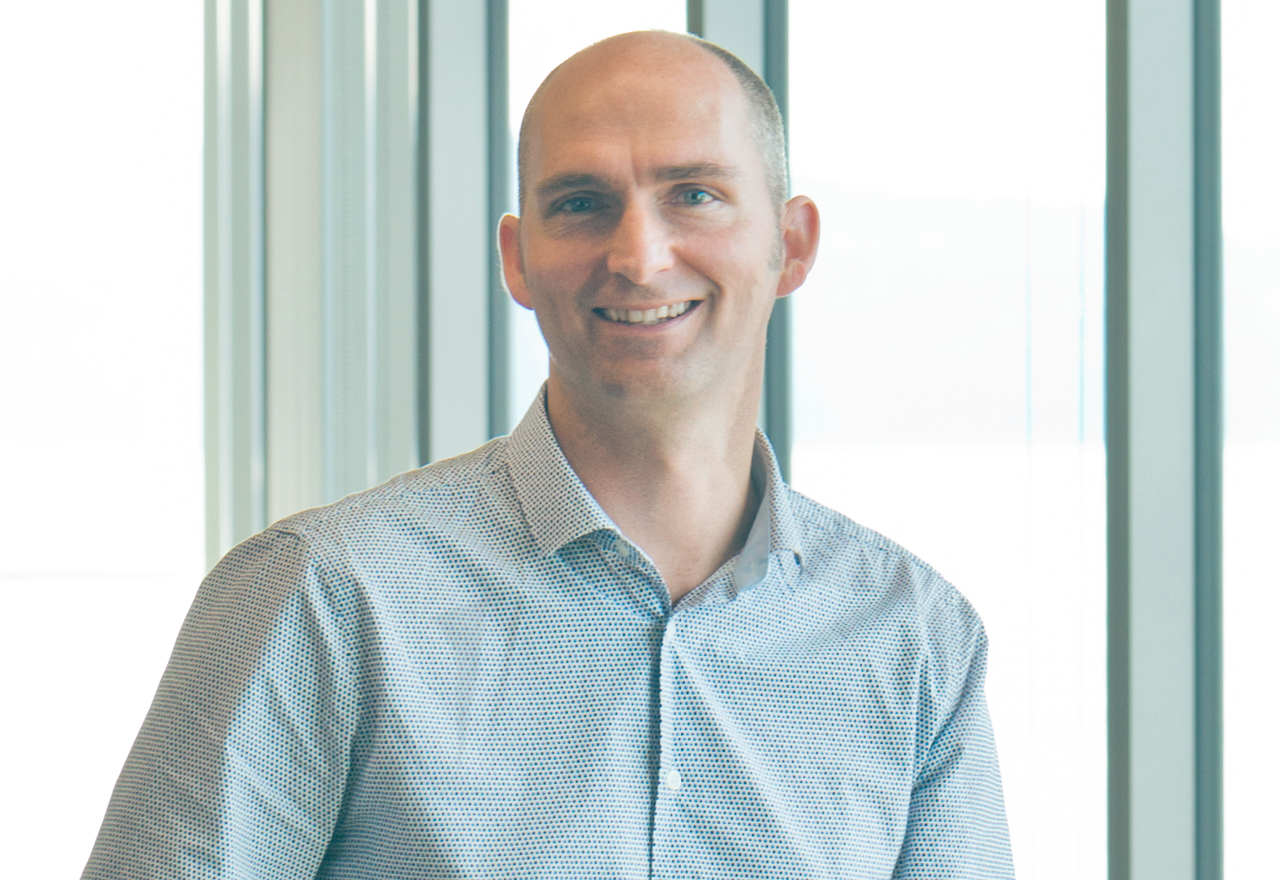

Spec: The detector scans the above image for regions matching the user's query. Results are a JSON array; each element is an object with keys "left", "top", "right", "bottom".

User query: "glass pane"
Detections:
[
  {"left": 788, "top": 2, "right": 1106, "bottom": 876},
  {"left": 0, "top": 4, "right": 204, "bottom": 878},
  {"left": 1222, "top": 1, "right": 1280, "bottom": 874},
  {"left": 505, "top": 0, "right": 687, "bottom": 426}
]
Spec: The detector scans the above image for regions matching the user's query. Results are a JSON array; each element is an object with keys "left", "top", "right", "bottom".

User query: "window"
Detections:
[
  {"left": 1222, "top": 0, "right": 1280, "bottom": 873},
  {"left": 0, "top": 3, "right": 204, "bottom": 877},
  {"left": 787, "top": 2, "right": 1107, "bottom": 874}
]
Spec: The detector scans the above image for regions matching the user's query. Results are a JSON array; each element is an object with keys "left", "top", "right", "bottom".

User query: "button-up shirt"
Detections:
[{"left": 84, "top": 391, "right": 1013, "bottom": 879}]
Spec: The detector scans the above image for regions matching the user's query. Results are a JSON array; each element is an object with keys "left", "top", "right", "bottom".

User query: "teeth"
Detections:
[{"left": 602, "top": 301, "right": 694, "bottom": 325}]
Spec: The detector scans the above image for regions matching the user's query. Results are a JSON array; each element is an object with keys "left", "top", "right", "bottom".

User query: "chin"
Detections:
[
  {"left": 558, "top": 352, "right": 718, "bottom": 403},
  {"left": 598, "top": 379, "right": 672, "bottom": 401},
  {"left": 594, "top": 368, "right": 707, "bottom": 404}
]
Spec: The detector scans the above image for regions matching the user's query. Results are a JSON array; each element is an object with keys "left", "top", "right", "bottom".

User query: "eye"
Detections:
[
  {"left": 556, "top": 195, "right": 597, "bottom": 214},
  {"left": 680, "top": 188, "right": 715, "bottom": 206}
]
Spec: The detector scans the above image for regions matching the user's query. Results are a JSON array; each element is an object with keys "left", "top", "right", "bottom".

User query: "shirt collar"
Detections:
[
  {"left": 505, "top": 387, "right": 619, "bottom": 557},
  {"left": 504, "top": 385, "right": 806, "bottom": 580},
  {"left": 732, "top": 428, "right": 806, "bottom": 593}
]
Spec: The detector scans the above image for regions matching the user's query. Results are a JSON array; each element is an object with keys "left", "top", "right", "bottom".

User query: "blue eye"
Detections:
[
  {"left": 682, "top": 189, "right": 714, "bottom": 205},
  {"left": 559, "top": 196, "right": 596, "bottom": 213}
]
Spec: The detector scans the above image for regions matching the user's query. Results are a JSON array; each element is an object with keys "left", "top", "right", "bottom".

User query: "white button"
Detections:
[
  {"left": 616, "top": 543, "right": 633, "bottom": 562},
  {"left": 665, "top": 769, "right": 682, "bottom": 792}
]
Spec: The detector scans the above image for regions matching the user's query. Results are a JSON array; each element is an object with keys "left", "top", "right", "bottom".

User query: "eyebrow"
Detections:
[
  {"left": 535, "top": 173, "right": 610, "bottom": 200},
  {"left": 534, "top": 163, "right": 742, "bottom": 201},
  {"left": 652, "top": 162, "right": 741, "bottom": 183}
]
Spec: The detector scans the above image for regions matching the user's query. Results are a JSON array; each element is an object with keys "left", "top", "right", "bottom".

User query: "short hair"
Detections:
[{"left": 516, "top": 31, "right": 789, "bottom": 213}]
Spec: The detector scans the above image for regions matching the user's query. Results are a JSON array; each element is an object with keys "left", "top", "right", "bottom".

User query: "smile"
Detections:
[{"left": 596, "top": 301, "right": 695, "bottom": 326}]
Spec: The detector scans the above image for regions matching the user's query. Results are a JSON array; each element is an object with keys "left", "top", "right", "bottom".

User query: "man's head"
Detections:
[
  {"left": 517, "top": 33, "right": 789, "bottom": 213},
  {"left": 499, "top": 31, "right": 819, "bottom": 411}
]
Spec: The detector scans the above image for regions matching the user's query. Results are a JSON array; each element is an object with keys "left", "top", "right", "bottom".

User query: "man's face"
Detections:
[{"left": 500, "top": 37, "right": 794, "bottom": 406}]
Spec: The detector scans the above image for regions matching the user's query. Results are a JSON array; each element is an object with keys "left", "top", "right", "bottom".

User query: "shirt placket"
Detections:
[
  {"left": 651, "top": 610, "right": 683, "bottom": 880},
  {"left": 607, "top": 536, "right": 684, "bottom": 880}
]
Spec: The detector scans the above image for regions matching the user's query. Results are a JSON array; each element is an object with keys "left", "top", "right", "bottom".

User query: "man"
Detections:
[{"left": 85, "top": 31, "right": 1012, "bottom": 879}]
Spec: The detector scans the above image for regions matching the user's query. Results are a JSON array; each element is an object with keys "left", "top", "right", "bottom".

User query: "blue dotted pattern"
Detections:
[{"left": 84, "top": 391, "right": 1013, "bottom": 879}]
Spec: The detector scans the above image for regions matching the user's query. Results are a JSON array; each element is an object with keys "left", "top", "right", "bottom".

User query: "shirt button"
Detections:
[
  {"left": 616, "top": 543, "right": 633, "bottom": 562},
  {"left": 665, "top": 769, "right": 682, "bottom": 792}
]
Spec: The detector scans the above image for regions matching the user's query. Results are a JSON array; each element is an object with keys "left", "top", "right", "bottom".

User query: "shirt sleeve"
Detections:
[
  {"left": 82, "top": 527, "right": 359, "bottom": 880},
  {"left": 892, "top": 588, "right": 1015, "bottom": 879}
]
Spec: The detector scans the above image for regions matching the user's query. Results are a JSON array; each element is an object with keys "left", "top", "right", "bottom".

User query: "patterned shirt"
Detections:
[{"left": 84, "top": 391, "right": 1013, "bottom": 879}]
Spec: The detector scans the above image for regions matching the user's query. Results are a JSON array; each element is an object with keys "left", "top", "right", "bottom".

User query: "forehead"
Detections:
[{"left": 525, "top": 41, "right": 759, "bottom": 187}]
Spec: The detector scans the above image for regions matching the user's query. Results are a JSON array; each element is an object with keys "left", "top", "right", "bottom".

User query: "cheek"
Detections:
[
  {"left": 521, "top": 257, "right": 598, "bottom": 347},
  {"left": 686, "top": 214, "right": 778, "bottom": 271},
  {"left": 524, "top": 242, "right": 596, "bottom": 297},
  {"left": 686, "top": 236, "right": 779, "bottom": 307}
]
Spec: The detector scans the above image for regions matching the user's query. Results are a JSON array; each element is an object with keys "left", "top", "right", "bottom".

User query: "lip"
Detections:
[{"left": 591, "top": 299, "right": 702, "bottom": 328}]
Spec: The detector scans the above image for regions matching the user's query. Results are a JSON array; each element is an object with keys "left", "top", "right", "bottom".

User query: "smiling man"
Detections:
[
  {"left": 498, "top": 32, "right": 815, "bottom": 608},
  {"left": 84, "top": 31, "right": 1012, "bottom": 880}
]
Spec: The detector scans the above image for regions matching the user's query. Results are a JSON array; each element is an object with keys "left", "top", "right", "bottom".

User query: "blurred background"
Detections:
[{"left": 0, "top": 1, "right": 1274, "bottom": 877}]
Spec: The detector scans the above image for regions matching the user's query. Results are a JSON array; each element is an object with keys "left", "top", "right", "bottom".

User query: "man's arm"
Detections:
[
  {"left": 82, "top": 528, "right": 358, "bottom": 880},
  {"left": 893, "top": 592, "right": 1015, "bottom": 879}
]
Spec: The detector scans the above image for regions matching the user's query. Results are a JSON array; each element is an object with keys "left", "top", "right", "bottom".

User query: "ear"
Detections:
[
  {"left": 498, "top": 214, "right": 534, "bottom": 310},
  {"left": 774, "top": 196, "right": 820, "bottom": 299}
]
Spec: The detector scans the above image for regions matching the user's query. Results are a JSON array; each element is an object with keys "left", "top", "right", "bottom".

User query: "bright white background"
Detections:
[
  {"left": 1222, "top": 0, "right": 1280, "bottom": 875},
  {"left": 787, "top": 2, "right": 1107, "bottom": 877},
  {"left": 0, "top": 3, "right": 205, "bottom": 877}
]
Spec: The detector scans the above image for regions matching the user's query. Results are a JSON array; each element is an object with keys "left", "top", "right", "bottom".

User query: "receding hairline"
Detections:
[{"left": 516, "top": 30, "right": 789, "bottom": 213}]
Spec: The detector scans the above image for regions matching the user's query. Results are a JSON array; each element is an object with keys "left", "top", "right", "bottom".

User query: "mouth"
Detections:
[{"left": 594, "top": 300, "right": 697, "bottom": 326}]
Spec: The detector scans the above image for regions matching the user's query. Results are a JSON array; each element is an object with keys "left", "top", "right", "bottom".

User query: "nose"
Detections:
[{"left": 605, "top": 201, "right": 674, "bottom": 286}]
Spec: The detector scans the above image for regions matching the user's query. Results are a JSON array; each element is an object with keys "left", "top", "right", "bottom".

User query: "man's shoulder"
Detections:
[
  {"left": 782, "top": 485, "right": 976, "bottom": 626},
  {"left": 267, "top": 436, "right": 515, "bottom": 547},
  {"left": 783, "top": 485, "right": 937, "bottom": 574}
]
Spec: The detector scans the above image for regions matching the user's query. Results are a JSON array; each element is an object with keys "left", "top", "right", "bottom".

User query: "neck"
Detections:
[{"left": 545, "top": 369, "right": 763, "bottom": 606}]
